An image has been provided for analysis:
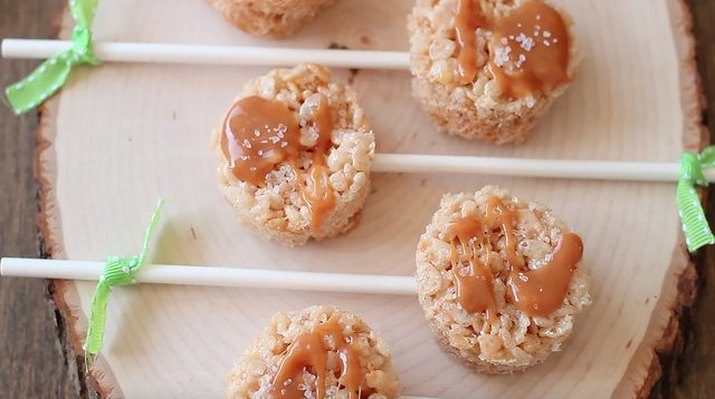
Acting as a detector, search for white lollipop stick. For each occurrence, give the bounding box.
[0,257,434,399]
[372,154,711,182]
[0,257,417,295]
[1,39,410,69]
[4,39,710,184]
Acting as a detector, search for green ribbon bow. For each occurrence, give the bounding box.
[83,199,164,360]
[677,146,715,252]
[5,0,100,114]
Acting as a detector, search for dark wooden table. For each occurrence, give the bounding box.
[0,1,78,397]
[1,1,714,397]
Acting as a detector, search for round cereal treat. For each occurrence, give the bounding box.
[212,64,374,246]
[415,185,591,374]
[408,0,580,144]
[227,305,401,399]
[207,0,335,38]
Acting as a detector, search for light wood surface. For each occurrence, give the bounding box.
[35,0,704,397]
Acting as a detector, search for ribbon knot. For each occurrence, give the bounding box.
[70,26,100,65]
[679,152,707,186]
[83,199,164,360]
[677,146,715,253]
[101,256,140,287]
[5,0,100,114]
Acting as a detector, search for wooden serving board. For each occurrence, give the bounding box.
[37,0,705,397]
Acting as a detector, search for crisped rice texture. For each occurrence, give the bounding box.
[415,186,591,374]
[213,64,375,246]
[207,0,335,38]
[227,305,400,399]
[408,0,580,144]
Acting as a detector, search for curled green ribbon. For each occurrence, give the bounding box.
[83,199,164,361]
[5,0,100,115]
[677,146,715,252]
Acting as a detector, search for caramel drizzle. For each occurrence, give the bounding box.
[299,95,336,233]
[221,96,301,187]
[455,0,487,84]
[450,197,582,318]
[271,315,363,399]
[508,233,582,317]
[454,0,570,98]
[452,216,498,320]
[483,197,525,269]
[221,95,336,232]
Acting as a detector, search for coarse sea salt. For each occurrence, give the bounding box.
[519,36,535,51]
[492,45,512,67]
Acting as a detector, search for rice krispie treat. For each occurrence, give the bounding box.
[227,305,401,399]
[207,0,335,38]
[408,0,580,144]
[415,186,591,374]
[212,64,374,246]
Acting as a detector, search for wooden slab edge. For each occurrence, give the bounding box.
[614,0,708,397]
[34,7,124,398]
[37,95,123,398]
[33,1,708,398]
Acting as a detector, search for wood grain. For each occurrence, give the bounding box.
[1,0,714,398]
[0,1,78,398]
[35,0,705,397]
